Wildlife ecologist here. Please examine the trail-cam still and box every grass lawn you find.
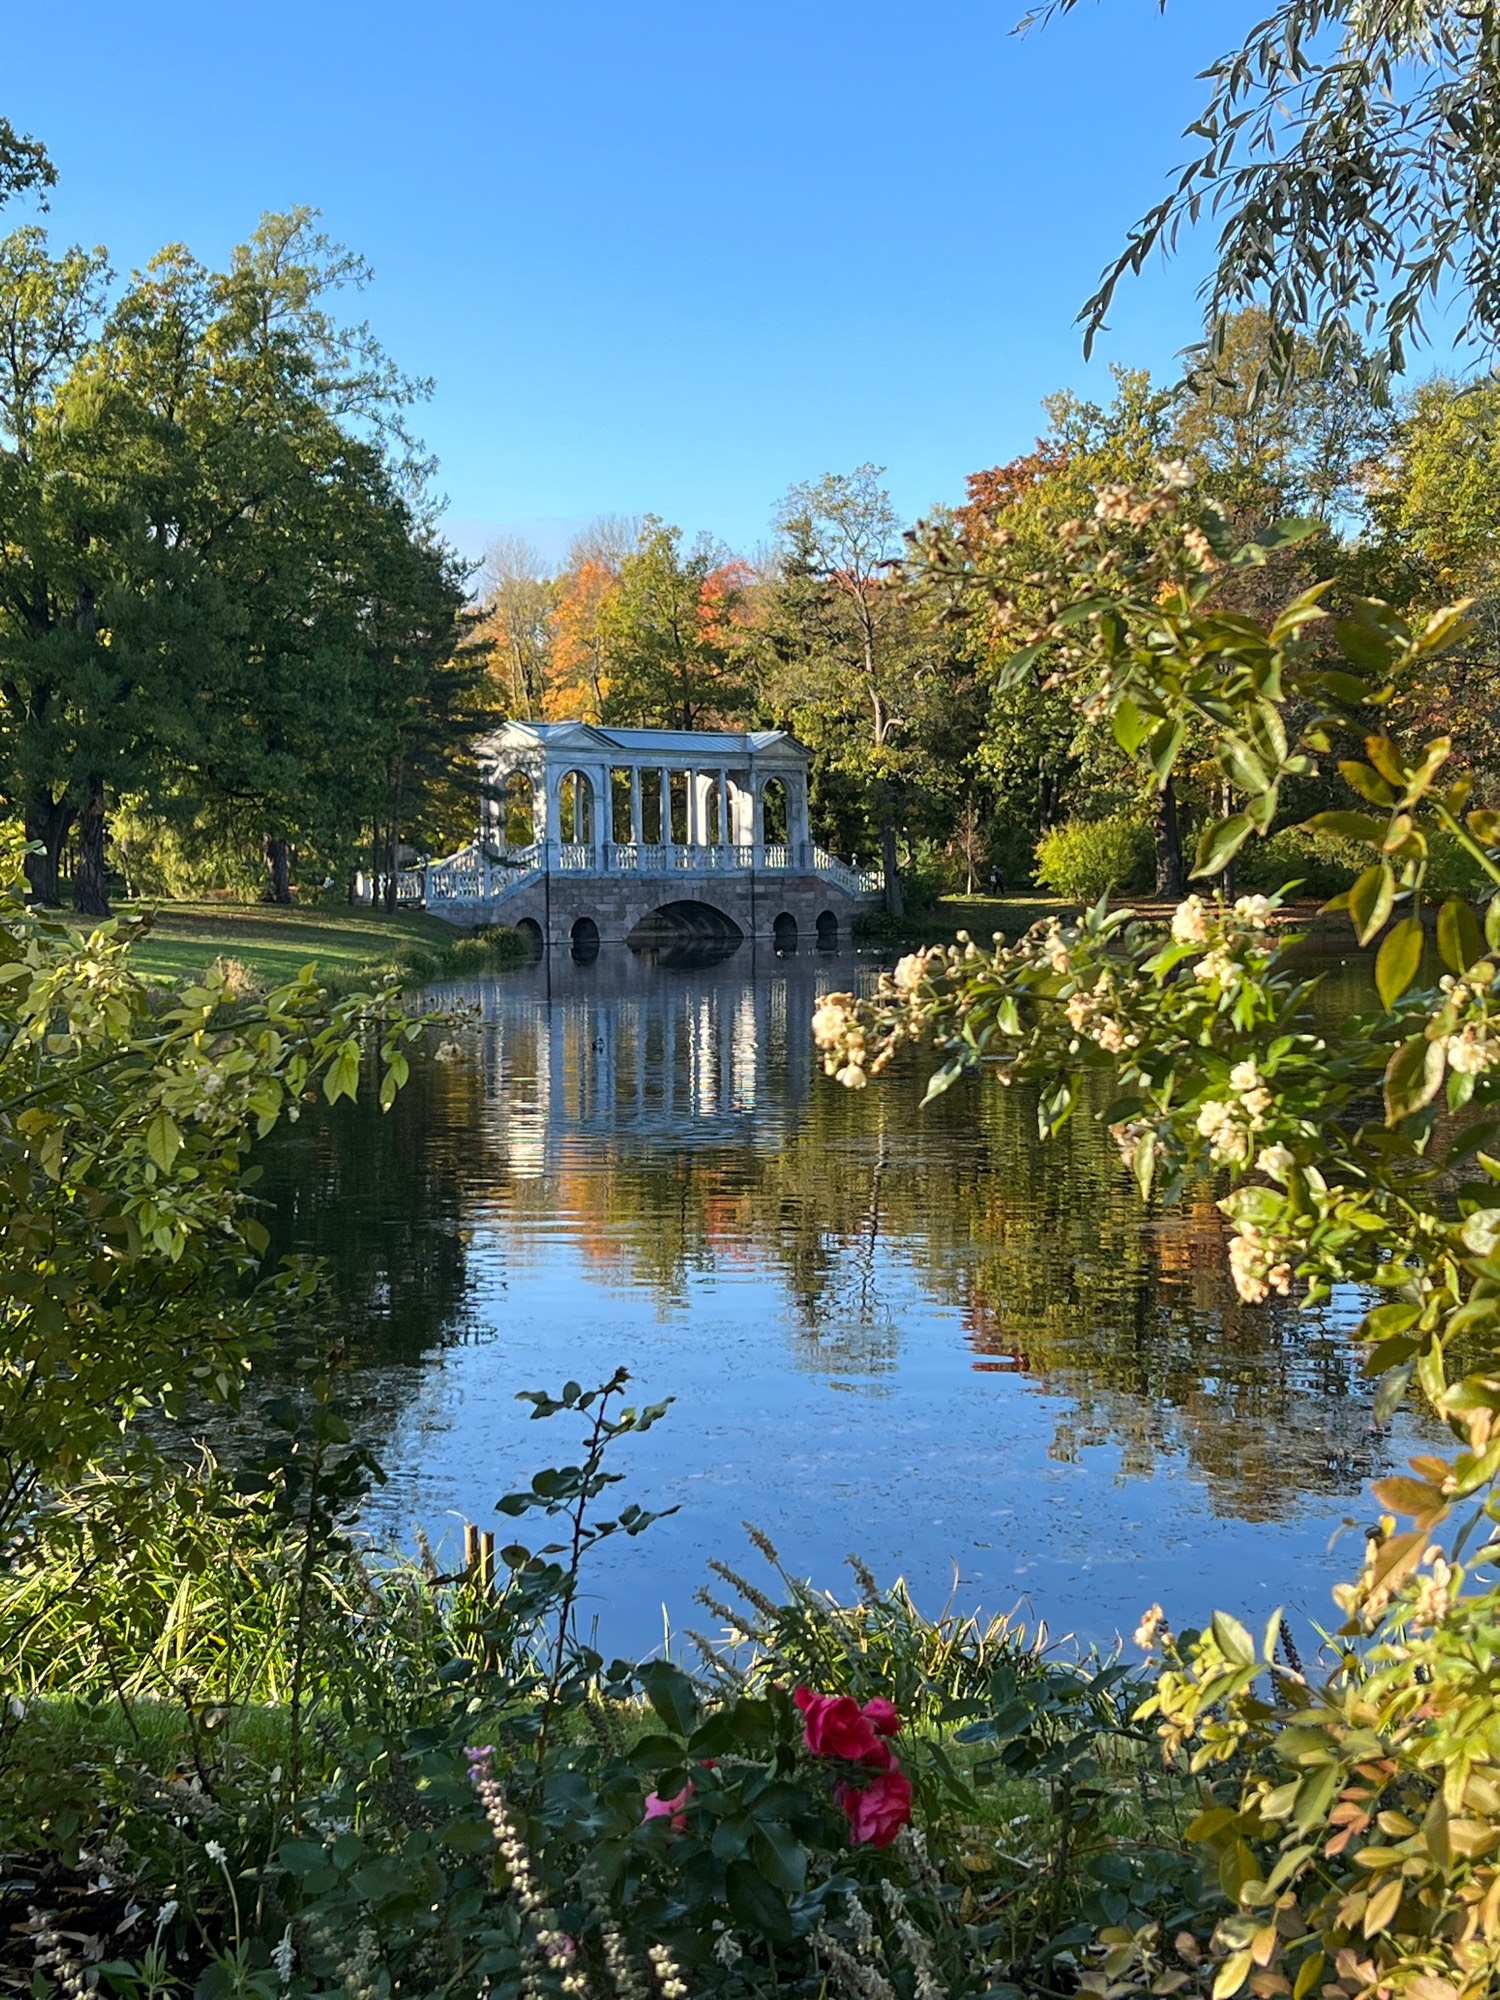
[116,901,467,985]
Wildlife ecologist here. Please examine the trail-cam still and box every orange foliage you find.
[546,560,618,721]
[955,446,1069,535]
[696,558,754,653]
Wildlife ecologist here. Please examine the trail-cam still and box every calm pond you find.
[260,939,1427,1657]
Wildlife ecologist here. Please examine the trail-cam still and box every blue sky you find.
[8,0,1269,570]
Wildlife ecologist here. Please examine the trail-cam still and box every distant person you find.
[988,864,1006,895]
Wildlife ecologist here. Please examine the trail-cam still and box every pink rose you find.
[861,1697,900,1739]
[643,1781,692,1831]
[835,1766,913,1849]
[793,1686,894,1765]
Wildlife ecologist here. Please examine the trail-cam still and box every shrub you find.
[1033,814,1154,901]
[1234,824,1366,899]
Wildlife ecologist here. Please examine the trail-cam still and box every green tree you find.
[0,118,53,209]
[0,831,416,1545]
[1363,373,1500,791]
[94,212,471,904]
[1034,0,1500,390]
[600,518,747,729]
[762,466,943,916]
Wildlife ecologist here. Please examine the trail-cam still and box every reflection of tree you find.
[256,950,1413,1525]
[256,1041,489,1367]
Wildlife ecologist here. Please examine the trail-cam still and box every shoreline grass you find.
[103,899,527,989]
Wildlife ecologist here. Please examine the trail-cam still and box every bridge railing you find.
[357,838,884,907]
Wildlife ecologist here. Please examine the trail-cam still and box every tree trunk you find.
[1154,778,1185,900]
[72,774,110,919]
[23,789,73,905]
[1038,763,1058,832]
[263,834,292,905]
[880,818,904,919]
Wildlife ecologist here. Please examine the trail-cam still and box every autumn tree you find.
[547,559,617,721]
[929,372,1189,890]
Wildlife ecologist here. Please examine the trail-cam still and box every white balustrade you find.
[366,834,885,907]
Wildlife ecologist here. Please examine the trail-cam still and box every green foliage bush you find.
[1234,825,1367,899]
[1033,814,1153,901]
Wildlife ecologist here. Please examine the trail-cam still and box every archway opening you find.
[626,899,744,969]
[570,914,600,963]
[516,916,544,955]
[816,910,838,950]
[761,777,789,846]
[559,770,594,844]
[772,912,798,953]
[502,771,535,846]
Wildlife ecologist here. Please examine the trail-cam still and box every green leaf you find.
[144,1109,182,1173]
[1438,898,1484,974]
[1112,698,1147,755]
[750,1824,807,1895]
[1347,862,1395,946]
[639,1659,699,1739]
[323,1037,361,1105]
[1292,1761,1341,1833]
[1256,517,1321,551]
[1374,1364,1414,1424]
[1211,1611,1256,1667]
[1383,1034,1445,1124]
[1303,810,1386,845]
[1375,917,1424,1008]
[1147,716,1185,784]
[1219,736,1269,796]
[725,1857,794,1943]
[1339,760,1395,807]
[1191,812,1254,879]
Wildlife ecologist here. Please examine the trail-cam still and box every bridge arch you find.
[570,914,600,961]
[502,770,536,845]
[558,769,596,844]
[772,911,798,952]
[626,899,744,947]
[761,776,789,845]
[816,909,839,949]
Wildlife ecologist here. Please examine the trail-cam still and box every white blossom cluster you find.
[1064,972,1139,1055]
[1437,967,1500,1073]
[1226,1221,1295,1305]
[1195,1058,1274,1167]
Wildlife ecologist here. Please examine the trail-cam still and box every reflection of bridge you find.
[359,720,885,947]
[451,945,832,1175]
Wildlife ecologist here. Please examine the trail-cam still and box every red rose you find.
[793,1686,884,1764]
[836,1767,913,1848]
[861,1697,900,1738]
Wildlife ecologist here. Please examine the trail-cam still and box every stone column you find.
[751,779,765,855]
[629,766,642,845]
[792,771,811,863]
[659,768,672,845]
[717,768,729,850]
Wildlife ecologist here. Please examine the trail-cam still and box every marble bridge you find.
[363,721,885,949]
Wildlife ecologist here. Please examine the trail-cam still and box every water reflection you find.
[255,942,1428,1655]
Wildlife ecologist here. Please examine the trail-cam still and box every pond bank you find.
[114,899,529,990]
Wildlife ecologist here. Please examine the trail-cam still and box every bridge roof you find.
[478,720,808,763]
